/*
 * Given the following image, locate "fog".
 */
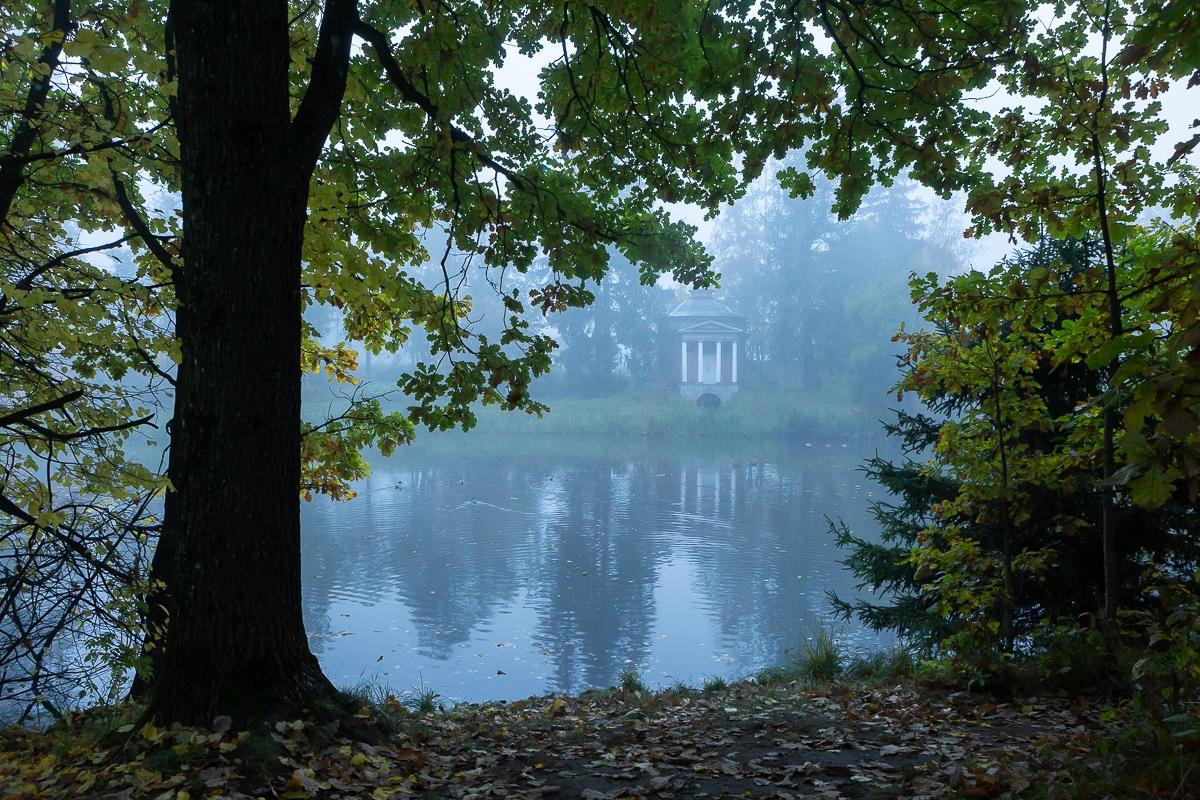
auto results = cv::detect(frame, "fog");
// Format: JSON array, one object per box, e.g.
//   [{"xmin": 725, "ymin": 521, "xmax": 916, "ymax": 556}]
[{"xmin": 303, "ymin": 153, "xmax": 970, "ymax": 432}]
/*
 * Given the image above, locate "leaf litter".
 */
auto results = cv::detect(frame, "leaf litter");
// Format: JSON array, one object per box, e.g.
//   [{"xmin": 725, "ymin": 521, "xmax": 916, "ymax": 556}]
[{"xmin": 0, "ymin": 679, "xmax": 1118, "ymax": 799}]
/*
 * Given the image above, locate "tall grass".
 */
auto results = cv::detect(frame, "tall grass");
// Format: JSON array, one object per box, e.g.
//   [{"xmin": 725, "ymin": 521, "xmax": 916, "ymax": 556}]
[
  {"xmin": 800, "ymin": 629, "xmax": 844, "ymax": 681},
  {"xmin": 340, "ymin": 679, "xmax": 443, "ymax": 724},
  {"xmin": 618, "ymin": 670, "xmax": 647, "ymax": 694},
  {"xmin": 753, "ymin": 630, "xmax": 916, "ymax": 687}
]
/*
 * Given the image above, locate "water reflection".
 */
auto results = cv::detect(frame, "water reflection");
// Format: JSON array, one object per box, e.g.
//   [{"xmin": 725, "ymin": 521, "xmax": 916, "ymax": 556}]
[{"xmin": 300, "ymin": 436, "xmax": 885, "ymax": 702}]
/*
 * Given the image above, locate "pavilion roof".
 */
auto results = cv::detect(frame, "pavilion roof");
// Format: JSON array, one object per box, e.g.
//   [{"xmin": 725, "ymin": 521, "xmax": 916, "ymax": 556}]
[{"xmin": 666, "ymin": 292, "xmax": 741, "ymax": 318}]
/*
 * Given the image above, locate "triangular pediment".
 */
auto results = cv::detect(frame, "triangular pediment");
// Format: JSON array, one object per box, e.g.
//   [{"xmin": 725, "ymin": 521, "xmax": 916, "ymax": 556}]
[
  {"xmin": 677, "ymin": 320, "xmax": 745, "ymax": 334},
  {"xmin": 668, "ymin": 293, "xmax": 740, "ymax": 318}
]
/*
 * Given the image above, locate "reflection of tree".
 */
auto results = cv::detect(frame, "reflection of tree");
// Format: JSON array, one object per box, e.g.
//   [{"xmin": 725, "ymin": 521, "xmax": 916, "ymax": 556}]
[
  {"xmin": 299, "ymin": 438, "xmax": 885, "ymax": 693},
  {"xmin": 676, "ymin": 449, "xmax": 878, "ymax": 665},
  {"xmin": 528, "ymin": 461, "xmax": 667, "ymax": 694},
  {"xmin": 301, "ymin": 458, "xmax": 531, "ymax": 660}
]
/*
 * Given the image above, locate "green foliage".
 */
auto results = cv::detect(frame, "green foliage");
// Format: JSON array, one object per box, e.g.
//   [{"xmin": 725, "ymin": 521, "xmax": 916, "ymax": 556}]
[
  {"xmin": 751, "ymin": 630, "xmax": 847, "ymax": 686},
  {"xmin": 0, "ymin": 1, "xmax": 172, "ymax": 717},
  {"xmin": 833, "ymin": 235, "xmax": 1200, "ymax": 673},
  {"xmin": 1, "ymin": 0, "xmax": 1049, "ymax": 515},
  {"xmin": 828, "ymin": 442, "xmax": 958, "ymax": 651},
  {"xmin": 749, "ymin": 634, "xmax": 917, "ymax": 687},
  {"xmin": 341, "ymin": 680, "xmax": 443, "ymax": 726},
  {"xmin": 1129, "ymin": 575, "xmax": 1200, "ymax": 727},
  {"xmin": 662, "ymin": 680, "xmax": 697, "ymax": 698},
  {"xmin": 1027, "ymin": 622, "xmax": 1132, "ymax": 694},
  {"xmin": 815, "ymin": 0, "xmax": 1200, "ymax": 716},
  {"xmin": 798, "ymin": 630, "xmax": 844, "ymax": 682},
  {"xmin": 752, "ymin": 662, "xmax": 804, "ymax": 687},
  {"xmin": 408, "ymin": 686, "xmax": 444, "ymax": 716},
  {"xmin": 845, "ymin": 646, "xmax": 917, "ymax": 683},
  {"xmin": 618, "ymin": 670, "xmax": 647, "ymax": 694}
]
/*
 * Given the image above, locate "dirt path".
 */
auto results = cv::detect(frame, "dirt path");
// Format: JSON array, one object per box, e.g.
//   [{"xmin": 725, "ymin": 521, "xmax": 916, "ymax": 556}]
[{"xmin": 393, "ymin": 683, "xmax": 1107, "ymax": 799}]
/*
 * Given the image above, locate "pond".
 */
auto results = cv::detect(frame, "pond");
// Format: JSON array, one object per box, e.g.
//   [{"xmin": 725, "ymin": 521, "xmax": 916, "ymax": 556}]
[{"xmin": 300, "ymin": 433, "xmax": 891, "ymax": 703}]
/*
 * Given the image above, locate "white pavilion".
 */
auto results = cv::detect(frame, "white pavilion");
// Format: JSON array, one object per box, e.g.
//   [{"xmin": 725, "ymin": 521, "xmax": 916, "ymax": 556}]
[{"xmin": 664, "ymin": 292, "xmax": 747, "ymax": 406}]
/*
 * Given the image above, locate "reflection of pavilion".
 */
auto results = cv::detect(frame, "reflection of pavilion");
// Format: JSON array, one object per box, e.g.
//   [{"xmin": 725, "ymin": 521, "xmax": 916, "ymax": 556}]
[
  {"xmin": 663, "ymin": 292, "xmax": 747, "ymax": 406},
  {"xmin": 679, "ymin": 462, "xmax": 741, "ymax": 518}
]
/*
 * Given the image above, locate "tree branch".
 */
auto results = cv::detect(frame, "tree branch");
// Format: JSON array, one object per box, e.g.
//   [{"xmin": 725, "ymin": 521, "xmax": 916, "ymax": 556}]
[
  {"xmin": 0, "ymin": 0, "xmax": 74, "ymax": 227},
  {"xmin": 0, "ymin": 390, "xmax": 84, "ymax": 430},
  {"xmin": 110, "ymin": 171, "xmax": 179, "ymax": 278},
  {"xmin": 10, "ymin": 413, "xmax": 155, "ymax": 442},
  {"xmin": 291, "ymin": 0, "xmax": 358, "ymax": 172},
  {"xmin": 11, "ymin": 235, "xmax": 137, "ymax": 293},
  {"xmin": 353, "ymin": 18, "xmax": 531, "ymax": 192}
]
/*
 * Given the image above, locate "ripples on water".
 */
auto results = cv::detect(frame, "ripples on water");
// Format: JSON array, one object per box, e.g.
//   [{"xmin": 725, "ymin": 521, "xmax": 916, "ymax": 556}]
[{"xmin": 300, "ymin": 434, "xmax": 889, "ymax": 703}]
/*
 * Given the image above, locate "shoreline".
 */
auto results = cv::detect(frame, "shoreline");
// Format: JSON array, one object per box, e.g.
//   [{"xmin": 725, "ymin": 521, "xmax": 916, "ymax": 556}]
[{"xmin": 0, "ymin": 654, "xmax": 1125, "ymax": 799}]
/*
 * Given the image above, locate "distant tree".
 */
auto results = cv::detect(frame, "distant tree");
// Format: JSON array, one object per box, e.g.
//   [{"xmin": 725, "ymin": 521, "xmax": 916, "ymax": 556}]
[
  {"xmin": 550, "ymin": 252, "xmax": 672, "ymax": 394},
  {"xmin": 711, "ymin": 162, "xmax": 842, "ymax": 388},
  {"xmin": 711, "ymin": 159, "xmax": 953, "ymax": 395}
]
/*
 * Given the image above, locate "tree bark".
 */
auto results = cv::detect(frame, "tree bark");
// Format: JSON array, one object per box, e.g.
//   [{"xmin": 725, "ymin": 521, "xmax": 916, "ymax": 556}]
[
  {"xmin": 1091, "ymin": 4, "xmax": 1121, "ymax": 623},
  {"xmin": 149, "ymin": 0, "xmax": 351, "ymax": 724}
]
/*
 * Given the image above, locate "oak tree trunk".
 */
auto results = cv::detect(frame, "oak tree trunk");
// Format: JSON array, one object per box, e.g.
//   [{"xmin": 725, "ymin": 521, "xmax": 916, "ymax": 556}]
[{"xmin": 149, "ymin": 0, "xmax": 341, "ymax": 724}]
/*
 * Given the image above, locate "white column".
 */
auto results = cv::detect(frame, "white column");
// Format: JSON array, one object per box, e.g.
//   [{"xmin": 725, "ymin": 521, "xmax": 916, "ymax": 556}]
[
  {"xmin": 697, "ymin": 341, "xmax": 705, "ymax": 384},
  {"xmin": 732, "ymin": 341, "xmax": 738, "ymax": 384},
  {"xmin": 716, "ymin": 341, "xmax": 723, "ymax": 383},
  {"xmin": 681, "ymin": 340, "xmax": 687, "ymax": 382},
  {"xmin": 729, "ymin": 464, "xmax": 737, "ymax": 514}
]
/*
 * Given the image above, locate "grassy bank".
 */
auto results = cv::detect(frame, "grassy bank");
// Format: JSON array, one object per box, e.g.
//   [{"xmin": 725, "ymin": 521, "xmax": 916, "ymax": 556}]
[
  {"xmin": 467, "ymin": 384, "xmax": 878, "ymax": 440},
  {"xmin": 302, "ymin": 379, "xmax": 883, "ymax": 442}
]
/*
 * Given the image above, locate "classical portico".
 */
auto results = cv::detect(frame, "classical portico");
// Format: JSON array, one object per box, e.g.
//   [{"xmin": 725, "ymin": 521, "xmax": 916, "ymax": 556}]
[{"xmin": 662, "ymin": 292, "xmax": 747, "ymax": 406}]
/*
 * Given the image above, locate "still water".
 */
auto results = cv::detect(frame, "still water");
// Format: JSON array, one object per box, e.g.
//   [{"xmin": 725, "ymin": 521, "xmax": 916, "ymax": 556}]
[{"xmin": 300, "ymin": 434, "xmax": 889, "ymax": 703}]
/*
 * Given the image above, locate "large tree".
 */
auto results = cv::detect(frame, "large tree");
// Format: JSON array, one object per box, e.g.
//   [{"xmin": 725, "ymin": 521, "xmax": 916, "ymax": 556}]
[
  {"xmin": 832, "ymin": 236, "xmax": 1200, "ymax": 663},
  {"xmin": 154, "ymin": 0, "xmax": 761, "ymax": 723}
]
